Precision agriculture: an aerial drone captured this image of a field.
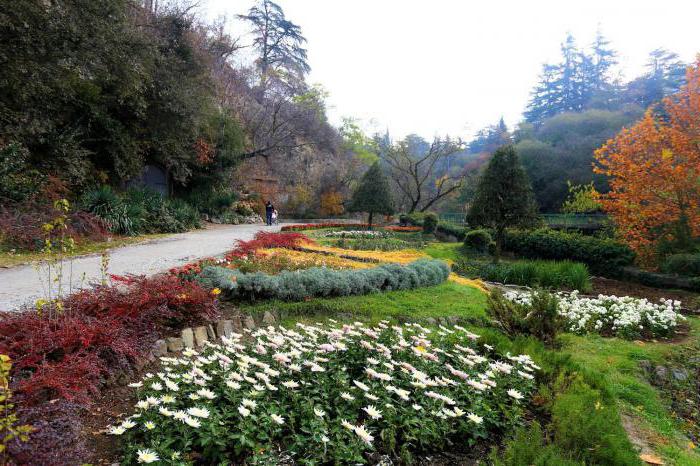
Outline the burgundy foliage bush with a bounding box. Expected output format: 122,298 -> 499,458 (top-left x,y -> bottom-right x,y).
0,273 -> 220,464
0,204 -> 108,251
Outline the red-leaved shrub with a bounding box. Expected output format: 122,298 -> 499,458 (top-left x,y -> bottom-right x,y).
0,275 -> 219,407
226,231 -> 314,259
0,204 -> 108,251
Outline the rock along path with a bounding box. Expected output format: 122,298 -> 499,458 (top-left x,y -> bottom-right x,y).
0,223 -> 283,312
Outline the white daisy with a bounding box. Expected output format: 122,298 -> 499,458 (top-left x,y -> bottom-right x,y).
362,405 -> 382,420
136,448 -> 160,463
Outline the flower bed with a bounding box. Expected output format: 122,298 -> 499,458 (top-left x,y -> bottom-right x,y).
199,259 -> 451,302
282,223 -> 371,231
257,248 -> 373,270
112,321 -> 537,464
504,290 -> 684,339
385,225 -> 423,232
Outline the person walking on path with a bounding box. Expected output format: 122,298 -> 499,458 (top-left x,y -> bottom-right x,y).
265,200 -> 275,226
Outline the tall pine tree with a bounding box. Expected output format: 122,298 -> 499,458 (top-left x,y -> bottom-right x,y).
467,145 -> 539,260
348,162 -> 395,228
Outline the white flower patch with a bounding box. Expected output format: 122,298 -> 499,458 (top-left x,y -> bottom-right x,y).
112,321 -> 536,463
504,290 -> 685,338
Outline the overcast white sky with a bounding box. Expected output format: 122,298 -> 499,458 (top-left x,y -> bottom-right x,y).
203,0 -> 700,140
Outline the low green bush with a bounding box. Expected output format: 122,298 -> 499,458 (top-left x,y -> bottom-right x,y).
199,259 -> 450,301
503,228 -> 634,276
463,229 -> 493,254
82,186 -> 200,235
660,253 -> 700,277
486,289 -> 563,346
456,258 -> 591,291
422,212 -> 439,234
490,422 -> 581,466
436,221 -> 466,240
81,185 -> 135,235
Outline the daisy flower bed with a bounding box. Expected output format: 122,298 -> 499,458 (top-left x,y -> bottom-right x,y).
505,290 -> 685,339
111,321 -> 537,464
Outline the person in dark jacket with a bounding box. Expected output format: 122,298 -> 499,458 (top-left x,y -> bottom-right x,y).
265,201 -> 275,226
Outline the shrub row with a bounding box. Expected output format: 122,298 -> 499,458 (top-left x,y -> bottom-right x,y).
199,259 -> 450,301
1,274 -> 219,464
503,228 -> 634,276
456,258 -> 591,291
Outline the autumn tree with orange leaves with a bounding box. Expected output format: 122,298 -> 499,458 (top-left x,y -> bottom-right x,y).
594,58 -> 700,265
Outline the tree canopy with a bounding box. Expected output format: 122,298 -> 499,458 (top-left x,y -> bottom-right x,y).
594,58 -> 700,264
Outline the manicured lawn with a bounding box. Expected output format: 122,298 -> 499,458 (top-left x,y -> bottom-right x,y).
0,234 -> 167,268
421,242 -> 464,261
238,281 -> 488,325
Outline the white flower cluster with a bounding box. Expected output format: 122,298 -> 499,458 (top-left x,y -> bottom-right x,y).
322,230 -> 389,239
110,320 -> 537,463
504,290 -> 684,338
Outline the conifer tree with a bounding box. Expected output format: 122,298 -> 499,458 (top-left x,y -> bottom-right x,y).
348,162 -> 395,228
467,145 -> 540,260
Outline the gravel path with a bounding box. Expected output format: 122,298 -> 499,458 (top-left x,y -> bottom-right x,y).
0,223 -> 283,312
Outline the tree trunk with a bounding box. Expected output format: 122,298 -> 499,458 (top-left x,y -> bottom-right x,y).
368,211 -> 374,230
493,227 -> 504,263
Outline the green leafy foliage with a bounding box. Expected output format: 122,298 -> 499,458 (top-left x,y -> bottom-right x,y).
81,186 -> 200,235
463,229 -> 494,254
0,143 -> 43,203
560,181 -> 601,214
660,253 -> 700,277
503,228 -> 634,276
200,259 -> 450,301
422,212 -> 438,234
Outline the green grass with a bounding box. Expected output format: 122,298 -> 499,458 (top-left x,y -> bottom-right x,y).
238,281 -> 488,325
559,317 -> 700,465
0,233 -> 168,268
422,242 -> 463,261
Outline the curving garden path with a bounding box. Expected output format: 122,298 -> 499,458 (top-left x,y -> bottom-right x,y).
0,223 -> 283,312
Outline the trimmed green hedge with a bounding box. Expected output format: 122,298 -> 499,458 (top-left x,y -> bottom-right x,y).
199,259 -> 450,301
503,229 -> 634,276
